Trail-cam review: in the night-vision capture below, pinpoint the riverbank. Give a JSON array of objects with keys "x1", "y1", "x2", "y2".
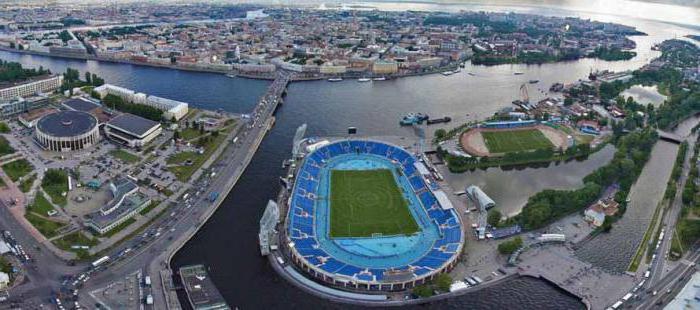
[{"x1": 0, "y1": 47, "x2": 466, "y2": 82}]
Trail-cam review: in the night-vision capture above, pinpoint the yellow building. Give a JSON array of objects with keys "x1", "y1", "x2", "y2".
[{"x1": 372, "y1": 61, "x2": 398, "y2": 75}]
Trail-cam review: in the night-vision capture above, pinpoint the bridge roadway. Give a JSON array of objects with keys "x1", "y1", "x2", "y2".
[{"x1": 0, "y1": 71, "x2": 292, "y2": 309}]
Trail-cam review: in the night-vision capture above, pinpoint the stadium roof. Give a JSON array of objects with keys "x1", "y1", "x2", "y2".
[
  {"x1": 62, "y1": 97, "x2": 101, "y2": 113},
  {"x1": 107, "y1": 113, "x2": 160, "y2": 137},
  {"x1": 36, "y1": 110, "x2": 97, "y2": 137}
]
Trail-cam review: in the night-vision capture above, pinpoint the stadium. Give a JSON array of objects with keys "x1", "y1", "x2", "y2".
[
  {"x1": 285, "y1": 139, "x2": 463, "y2": 291},
  {"x1": 35, "y1": 110, "x2": 100, "y2": 152}
]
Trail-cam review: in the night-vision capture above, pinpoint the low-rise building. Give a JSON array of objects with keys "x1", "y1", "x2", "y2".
[
  {"x1": 0, "y1": 75, "x2": 63, "y2": 101},
  {"x1": 0, "y1": 95, "x2": 50, "y2": 119},
  {"x1": 584, "y1": 198, "x2": 619, "y2": 226},
  {"x1": 104, "y1": 113, "x2": 162, "y2": 148},
  {"x1": 372, "y1": 60, "x2": 399, "y2": 75},
  {"x1": 85, "y1": 177, "x2": 151, "y2": 235},
  {"x1": 94, "y1": 84, "x2": 188, "y2": 120}
]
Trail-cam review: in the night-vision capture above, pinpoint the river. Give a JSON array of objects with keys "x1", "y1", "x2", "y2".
[
  {"x1": 0, "y1": 1, "x2": 697, "y2": 309},
  {"x1": 575, "y1": 115, "x2": 700, "y2": 272}
]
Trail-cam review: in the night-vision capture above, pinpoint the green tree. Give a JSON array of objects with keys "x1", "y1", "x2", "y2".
[
  {"x1": 84, "y1": 71, "x2": 91, "y2": 84},
  {"x1": 487, "y1": 209, "x2": 502, "y2": 227},
  {"x1": 435, "y1": 273, "x2": 452, "y2": 292},
  {"x1": 90, "y1": 90, "x2": 101, "y2": 100},
  {"x1": 413, "y1": 284, "x2": 433, "y2": 297},
  {"x1": 498, "y1": 237, "x2": 523, "y2": 255},
  {"x1": 434, "y1": 128, "x2": 447, "y2": 140}
]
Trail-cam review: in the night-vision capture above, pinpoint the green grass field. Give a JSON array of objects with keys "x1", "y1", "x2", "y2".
[
  {"x1": 27, "y1": 193, "x2": 56, "y2": 217},
  {"x1": 329, "y1": 169, "x2": 419, "y2": 238},
  {"x1": 109, "y1": 149, "x2": 141, "y2": 164},
  {"x1": 1, "y1": 159, "x2": 34, "y2": 182},
  {"x1": 24, "y1": 212, "x2": 64, "y2": 238},
  {"x1": 482, "y1": 129, "x2": 554, "y2": 154}
]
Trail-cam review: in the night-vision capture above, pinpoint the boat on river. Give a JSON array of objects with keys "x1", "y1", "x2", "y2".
[
  {"x1": 400, "y1": 113, "x2": 429, "y2": 126},
  {"x1": 358, "y1": 78, "x2": 371, "y2": 82},
  {"x1": 328, "y1": 78, "x2": 343, "y2": 82}
]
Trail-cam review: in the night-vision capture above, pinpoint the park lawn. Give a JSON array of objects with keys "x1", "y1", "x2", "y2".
[
  {"x1": 167, "y1": 133, "x2": 228, "y2": 182},
  {"x1": 482, "y1": 129, "x2": 554, "y2": 154},
  {"x1": 19, "y1": 174, "x2": 36, "y2": 193},
  {"x1": 27, "y1": 193, "x2": 56, "y2": 216},
  {"x1": 52, "y1": 231, "x2": 98, "y2": 251},
  {"x1": 42, "y1": 170, "x2": 68, "y2": 206},
  {"x1": 109, "y1": 149, "x2": 141, "y2": 164},
  {"x1": 0, "y1": 136, "x2": 14, "y2": 157},
  {"x1": 329, "y1": 169, "x2": 419, "y2": 238},
  {"x1": 180, "y1": 128, "x2": 205, "y2": 141},
  {"x1": 2, "y1": 159, "x2": 34, "y2": 182},
  {"x1": 24, "y1": 212, "x2": 64, "y2": 239}
]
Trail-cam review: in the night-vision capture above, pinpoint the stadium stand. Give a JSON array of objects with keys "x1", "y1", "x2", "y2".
[{"x1": 286, "y1": 140, "x2": 463, "y2": 290}]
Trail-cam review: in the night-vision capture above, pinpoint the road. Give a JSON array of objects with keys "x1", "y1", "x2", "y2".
[
  {"x1": 77, "y1": 71, "x2": 292, "y2": 309},
  {"x1": 0, "y1": 71, "x2": 291, "y2": 309},
  {"x1": 0, "y1": 199, "x2": 83, "y2": 308},
  {"x1": 629, "y1": 248, "x2": 700, "y2": 309}
]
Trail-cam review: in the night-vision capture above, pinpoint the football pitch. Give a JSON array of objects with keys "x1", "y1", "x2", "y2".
[
  {"x1": 329, "y1": 169, "x2": 419, "y2": 238},
  {"x1": 482, "y1": 128, "x2": 554, "y2": 154}
]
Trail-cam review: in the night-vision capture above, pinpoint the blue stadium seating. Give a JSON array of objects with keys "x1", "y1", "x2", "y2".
[
  {"x1": 356, "y1": 274, "x2": 373, "y2": 281},
  {"x1": 288, "y1": 140, "x2": 463, "y2": 283}
]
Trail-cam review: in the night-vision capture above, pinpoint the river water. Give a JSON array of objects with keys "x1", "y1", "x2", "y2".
[
  {"x1": 1, "y1": 1, "x2": 698, "y2": 309},
  {"x1": 575, "y1": 115, "x2": 700, "y2": 272}
]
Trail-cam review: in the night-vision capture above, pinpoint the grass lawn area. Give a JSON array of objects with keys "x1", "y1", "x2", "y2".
[
  {"x1": 180, "y1": 128, "x2": 205, "y2": 140},
  {"x1": 167, "y1": 133, "x2": 228, "y2": 182},
  {"x1": 139, "y1": 200, "x2": 161, "y2": 216},
  {"x1": 0, "y1": 121, "x2": 9, "y2": 133},
  {"x1": 99, "y1": 218, "x2": 136, "y2": 238},
  {"x1": 0, "y1": 136, "x2": 14, "y2": 157},
  {"x1": 27, "y1": 193, "x2": 56, "y2": 216},
  {"x1": 109, "y1": 149, "x2": 141, "y2": 164},
  {"x1": 0, "y1": 177, "x2": 5, "y2": 188},
  {"x1": 329, "y1": 169, "x2": 419, "y2": 237},
  {"x1": 24, "y1": 212, "x2": 64, "y2": 238},
  {"x1": 52, "y1": 231, "x2": 98, "y2": 251},
  {"x1": 19, "y1": 174, "x2": 36, "y2": 193},
  {"x1": 482, "y1": 129, "x2": 554, "y2": 154},
  {"x1": 42, "y1": 169, "x2": 68, "y2": 206},
  {"x1": 2, "y1": 159, "x2": 34, "y2": 182}
]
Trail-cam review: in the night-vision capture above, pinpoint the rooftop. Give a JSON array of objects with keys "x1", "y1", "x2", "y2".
[
  {"x1": 36, "y1": 110, "x2": 98, "y2": 137},
  {"x1": 62, "y1": 97, "x2": 101, "y2": 113},
  {"x1": 180, "y1": 264, "x2": 230, "y2": 310},
  {"x1": 107, "y1": 113, "x2": 160, "y2": 137}
]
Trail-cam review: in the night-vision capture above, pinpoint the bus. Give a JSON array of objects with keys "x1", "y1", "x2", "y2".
[{"x1": 91, "y1": 256, "x2": 110, "y2": 267}]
